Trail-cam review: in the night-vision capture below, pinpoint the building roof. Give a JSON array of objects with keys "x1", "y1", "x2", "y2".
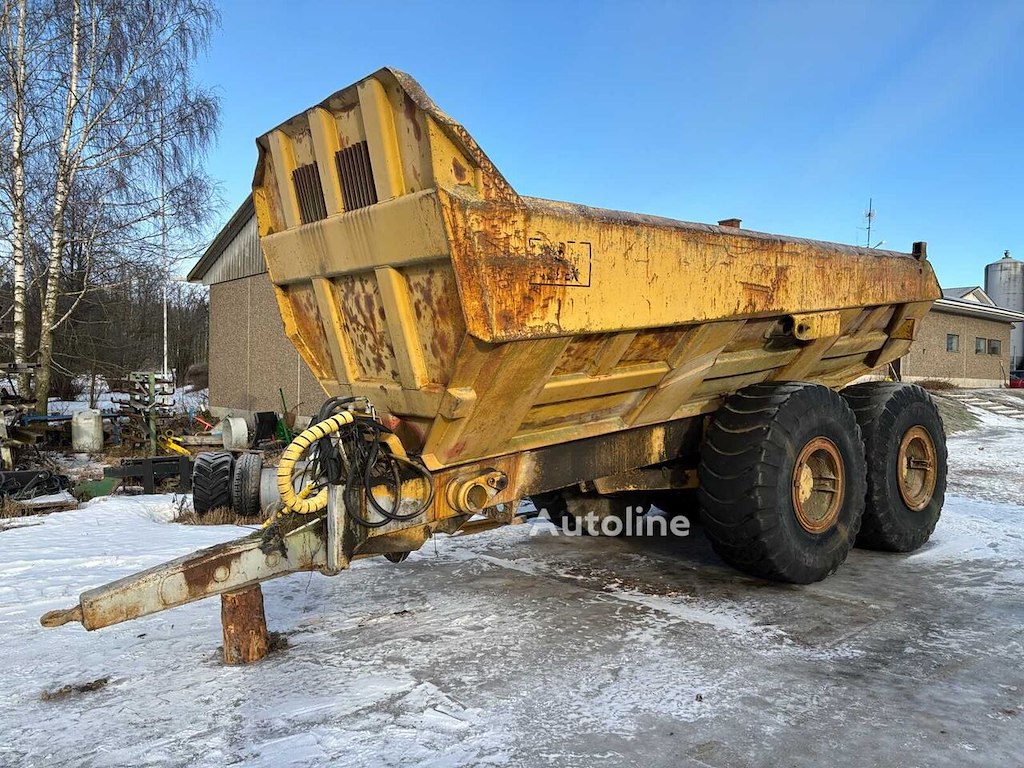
[
  {"x1": 933, "y1": 294, "x2": 1024, "y2": 323},
  {"x1": 942, "y1": 286, "x2": 977, "y2": 299},
  {"x1": 187, "y1": 195, "x2": 255, "y2": 283},
  {"x1": 987, "y1": 250, "x2": 1019, "y2": 266},
  {"x1": 941, "y1": 286, "x2": 995, "y2": 305}
]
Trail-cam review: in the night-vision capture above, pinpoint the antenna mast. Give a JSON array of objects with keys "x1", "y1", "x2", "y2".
[{"x1": 864, "y1": 198, "x2": 875, "y2": 248}]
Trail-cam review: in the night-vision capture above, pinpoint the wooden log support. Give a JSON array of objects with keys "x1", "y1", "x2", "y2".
[{"x1": 220, "y1": 585, "x2": 269, "y2": 665}]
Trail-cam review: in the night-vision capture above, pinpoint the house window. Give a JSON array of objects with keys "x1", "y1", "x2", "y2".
[
  {"x1": 946, "y1": 334, "x2": 959, "y2": 353},
  {"x1": 988, "y1": 339, "x2": 1002, "y2": 356},
  {"x1": 976, "y1": 337, "x2": 987, "y2": 355}
]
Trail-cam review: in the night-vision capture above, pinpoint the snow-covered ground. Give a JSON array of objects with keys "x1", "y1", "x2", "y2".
[{"x1": 2, "y1": 404, "x2": 1024, "y2": 767}]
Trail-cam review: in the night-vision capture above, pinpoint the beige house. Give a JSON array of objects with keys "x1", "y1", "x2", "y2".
[
  {"x1": 188, "y1": 196, "x2": 324, "y2": 420},
  {"x1": 191, "y1": 203, "x2": 1024, "y2": 409},
  {"x1": 893, "y1": 287, "x2": 1024, "y2": 388}
]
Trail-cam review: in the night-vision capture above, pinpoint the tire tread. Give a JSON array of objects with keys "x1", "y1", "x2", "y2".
[
  {"x1": 699, "y1": 382, "x2": 866, "y2": 583},
  {"x1": 192, "y1": 451, "x2": 233, "y2": 515}
]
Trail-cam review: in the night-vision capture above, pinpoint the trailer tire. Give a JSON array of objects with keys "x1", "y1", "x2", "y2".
[
  {"x1": 699, "y1": 382, "x2": 866, "y2": 583},
  {"x1": 192, "y1": 451, "x2": 234, "y2": 516},
  {"x1": 231, "y1": 452, "x2": 263, "y2": 518},
  {"x1": 841, "y1": 382, "x2": 946, "y2": 551}
]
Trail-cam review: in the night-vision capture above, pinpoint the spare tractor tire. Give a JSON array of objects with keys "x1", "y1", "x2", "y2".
[
  {"x1": 231, "y1": 452, "x2": 263, "y2": 518},
  {"x1": 192, "y1": 451, "x2": 234, "y2": 516},
  {"x1": 841, "y1": 382, "x2": 946, "y2": 551},
  {"x1": 699, "y1": 382, "x2": 867, "y2": 583}
]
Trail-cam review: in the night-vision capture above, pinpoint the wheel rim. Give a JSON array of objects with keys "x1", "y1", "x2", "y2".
[
  {"x1": 791, "y1": 437, "x2": 845, "y2": 534},
  {"x1": 897, "y1": 425, "x2": 937, "y2": 511}
]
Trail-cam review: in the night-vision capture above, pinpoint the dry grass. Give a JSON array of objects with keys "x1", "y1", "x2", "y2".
[
  {"x1": 1, "y1": 498, "x2": 34, "y2": 532},
  {"x1": 0, "y1": 497, "x2": 62, "y2": 531},
  {"x1": 931, "y1": 394, "x2": 980, "y2": 435},
  {"x1": 100, "y1": 444, "x2": 161, "y2": 460},
  {"x1": 0, "y1": 497, "x2": 24, "y2": 519},
  {"x1": 173, "y1": 502, "x2": 262, "y2": 527},
  {"x1": 41, "y1": 677, "x2": 110, "y2": 701},
  {"x1": 916, "y1": 379, "x2": 960, "y2": 392}
]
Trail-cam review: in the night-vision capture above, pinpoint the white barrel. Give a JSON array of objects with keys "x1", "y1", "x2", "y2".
[
  {"x1": 71, "y1": 409, "x2": 104, "y2": 452},
  {"x1": 221, "y1": 416, "x2": 249, "y2": 450},
  {"x1": 259, "y1": 462, "x2": 308, "y2": 509}
]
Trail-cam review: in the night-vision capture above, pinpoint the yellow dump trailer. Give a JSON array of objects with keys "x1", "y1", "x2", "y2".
[
  {"x1": 255, "y1": 68, "x2": 936, "y2": 470},
  {"x1": 42, "y1": 69, "x2": 947, "y2": 654}
]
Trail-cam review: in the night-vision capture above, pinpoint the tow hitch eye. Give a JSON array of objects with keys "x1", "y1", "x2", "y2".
[{"x1": 447, "y1": 470, "x2": 508, "y2": 513}]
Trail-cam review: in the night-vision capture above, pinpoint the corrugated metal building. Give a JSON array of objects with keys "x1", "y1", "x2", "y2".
[{"x1": 187, "y1": 196, "x2": 324, "y2": 419}]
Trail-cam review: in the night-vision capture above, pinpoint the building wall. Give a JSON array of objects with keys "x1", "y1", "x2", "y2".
[
  {"x1": 209, "y1": 275, "x2": 325, "y2": 420},
  {"x1": 901, "y1": 308, "x2": 1012, "y2": 387}
]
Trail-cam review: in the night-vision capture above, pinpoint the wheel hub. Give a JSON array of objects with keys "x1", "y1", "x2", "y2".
[
  {"x1": 792, "y1": 437, "x2": 845, "y2": 534},
  {"x1": 897, "y1": 425, "x2": 937, "y2": 511}
]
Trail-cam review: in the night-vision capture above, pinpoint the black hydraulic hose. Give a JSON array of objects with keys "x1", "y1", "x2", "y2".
[{"x1": 289, "y1": 397, "x2": 435, "y2": 528}]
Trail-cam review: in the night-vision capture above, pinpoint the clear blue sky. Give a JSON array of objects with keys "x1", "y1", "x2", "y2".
[{"x1": 195, "y1": 0, "x2": 1024, "y2": 288}]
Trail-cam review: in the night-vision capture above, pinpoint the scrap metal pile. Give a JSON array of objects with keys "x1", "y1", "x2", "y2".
[
  {"x1": 0, "y1": 362, "x2": 74, "y2": 510},
  {"x1": 107, "y1": 372, "x2": 176, "y2": 452},
  {"x1": 0, "y1": 362, "x2": 42, "y2": 470}
]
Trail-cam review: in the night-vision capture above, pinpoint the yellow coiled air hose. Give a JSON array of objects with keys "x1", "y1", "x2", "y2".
[{"x1": 276, "y1": 412, "x2": 355, "y2": 514}]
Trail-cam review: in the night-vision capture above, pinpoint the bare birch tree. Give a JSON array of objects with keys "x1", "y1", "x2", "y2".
[
  {"x1": 1, "y1": 0, "x2": 33, "y2": 394},
  {"x1": 0, "y1": 0, "x2": 219, "y2": 411}
]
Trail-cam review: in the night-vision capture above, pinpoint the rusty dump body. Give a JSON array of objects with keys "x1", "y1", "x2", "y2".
[
  {"x1": 39, "y1": 68, "x2": 942, "y2": 639},
  {"x1": 255, "y1": 67, "x2": 940, "y2": 477}
]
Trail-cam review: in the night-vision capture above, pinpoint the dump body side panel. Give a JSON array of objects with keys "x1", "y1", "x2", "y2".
[{"x1": 443, "y1": 191, "x2": 939, "y2": 342}]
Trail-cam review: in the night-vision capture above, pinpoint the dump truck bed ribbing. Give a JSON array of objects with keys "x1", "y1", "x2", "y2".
[{"x1": 41, "y1": 68, "x2": 942, "y2": 655}]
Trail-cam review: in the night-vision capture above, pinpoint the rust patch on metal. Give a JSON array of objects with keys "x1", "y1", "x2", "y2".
[
  {"x1": 337, "y1": 274, "x2": 401, "y2": 380},
  {"x1": 284, "y1": 284, "x2": 334, "y2": 380},
  {"x1": 527, "y1": 238, "x2": 591, "y2": 286},
  {"x1": 553, "y1": 334, "x2": 606, "y2": 375},
  {"x1": 619, "y1": 328, "x2": 681, "y2": 364},
  {"x1": 390, "y1": 415, "x2": 431, "y2": 453},
  {"x1": 406, "y1": 263, "x2": 465, "y2": 384},
  {"x1": 792, "y1": 436, "x2": 845, "y2": 534},
  {"x1": 389, "y1": 68, "x2": 517, "y2": 203},
  {"x1": 726, "y1": 318, "x2": 782, "y2": 351},
  {"x1": 182, "y1": 551, "x2": 232, "y2": 601},
  {"x1": 40, "y1": 605, "x2": 83, "y2": 628},
  {"x1": 403, "y1": 91, "x2": 422, "y2": 142},
  {"x1": 452, "y1": 157, "x2": 467, "y2": 183},
  {"x1": 455, "y1": 215, "x2": 573, "y2": 341},
  {"x1": 897, "y1": 425, "x2": 938, "y2": 511}
]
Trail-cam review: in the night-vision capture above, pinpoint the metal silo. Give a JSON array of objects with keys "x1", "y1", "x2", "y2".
[{"x1": 985, "y1": 251, "x2": 1024, "y2": 370}]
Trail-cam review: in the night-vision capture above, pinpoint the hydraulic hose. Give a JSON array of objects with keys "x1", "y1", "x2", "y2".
[{"x1": 276, "y1": 412, "x2": 355, "y2": 514}]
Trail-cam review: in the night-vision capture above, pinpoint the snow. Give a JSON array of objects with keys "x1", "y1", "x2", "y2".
[{"x1": 2, "y1": 402, "x2": 1024, "y2": 766}]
